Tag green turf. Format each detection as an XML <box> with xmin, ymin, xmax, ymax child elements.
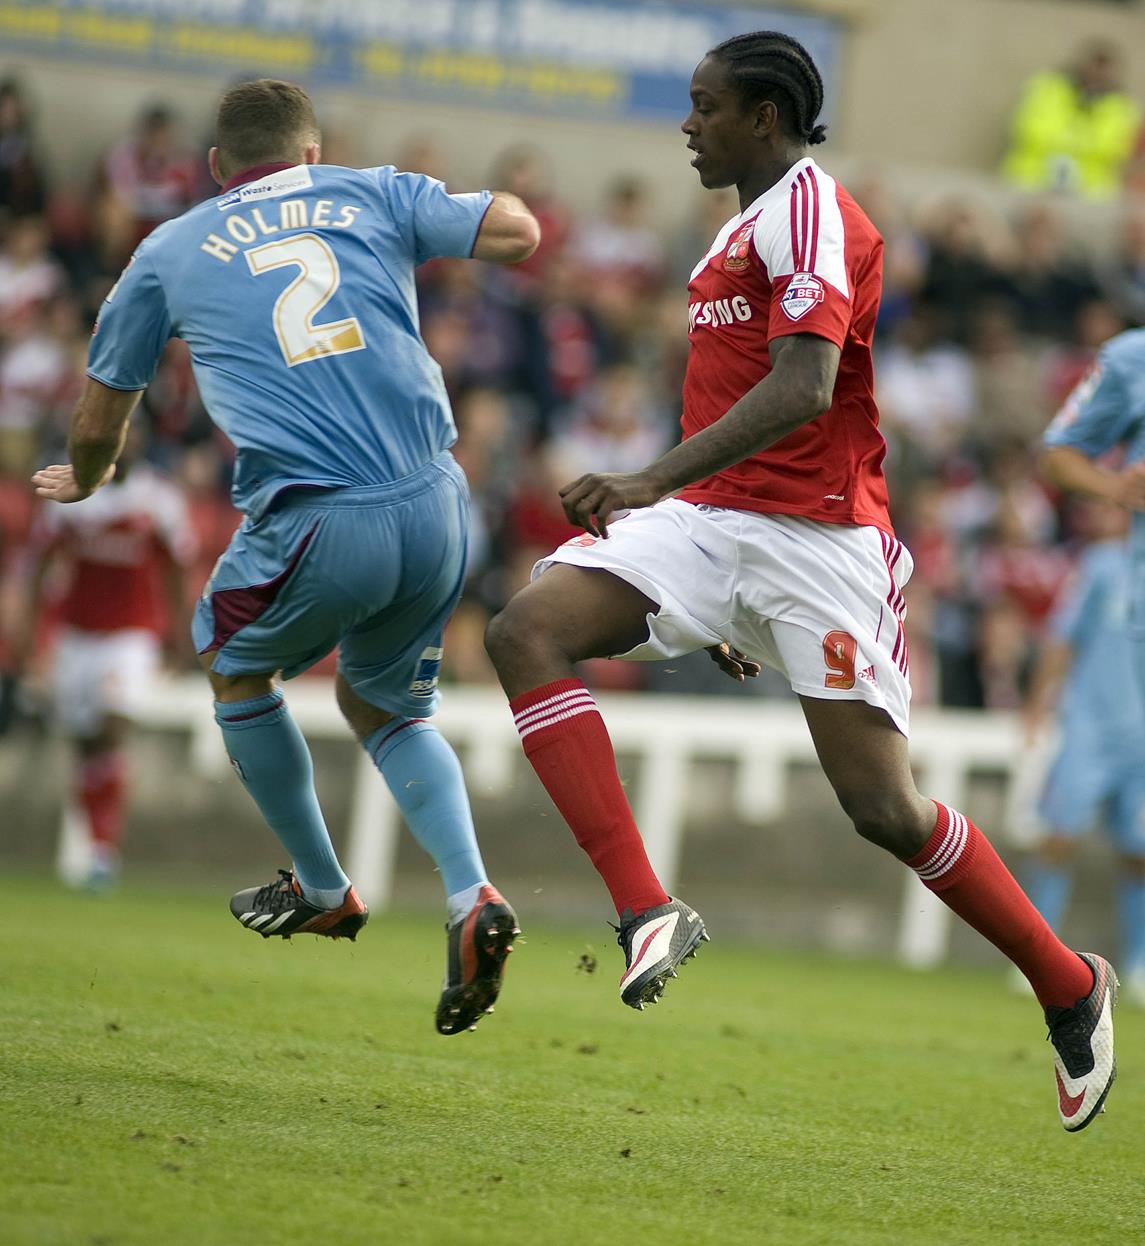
<box><xmin>0</xmin><ymin>878</ymin><xmax>1140</xmax><ymax>1246</ymax></box>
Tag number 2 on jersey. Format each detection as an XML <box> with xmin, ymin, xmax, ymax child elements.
<box><xmin>246</xmin><ymin>233</ymin><xmax>366</xmax><ymax>367</ymax></box>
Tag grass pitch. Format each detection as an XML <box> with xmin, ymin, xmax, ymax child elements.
<box><xmin>0</xmin><ymin>877</ymin><xmax>1140</xmax><ymax>1246</ymax></box>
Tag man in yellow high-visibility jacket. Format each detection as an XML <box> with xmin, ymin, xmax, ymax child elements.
<box><xmin>1002</xmin><ymin>41</ymin><xmax>1141</xmax><ymax>199</ymax></box>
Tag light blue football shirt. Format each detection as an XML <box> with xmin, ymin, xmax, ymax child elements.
<box><xmin>1043</xmin><ymin>328</ymin><xmax>1145</xmax><ymax>634</ymax></box>
<box><xmin>1049</xmin><ymin>539</ymin><xmax>1145</xmax><ymax>750</ymax></box>
<box><xmin>88</xmin><ymin>163</ymin><xmax>492</xmax><ymax>520</ymax></box>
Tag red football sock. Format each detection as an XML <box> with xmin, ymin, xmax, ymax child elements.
<box><xmin>78</xmin><ymin>751</ymin><xmax>128</xmax><ymax>850</ymax></box>
<box><xmin>908</xmin><ymin>801</ymin><xmax>1094</xmax><ymax>1008</ymax></box>
<box><xmin>510</xmin><ymin>679</ymin><xmax>670</xmax><ymax>917</ymax></box>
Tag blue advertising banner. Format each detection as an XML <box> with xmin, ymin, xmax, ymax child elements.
<box><xmin>0</xmin><ymin>0</ymin><xmax>843</xmax><ymax>124</ymax></box>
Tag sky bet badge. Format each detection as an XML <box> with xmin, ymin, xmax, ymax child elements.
<box><xmin>409</xmin><ymin>646</ymin><xmax>444</xmax><ymax>699</ymax></box>
<box><xmin>723</xmin><ymin>223</ymin><xmax>754</xmax><ymax>272</ymax></box>
<box><xmin>780</xmin><ymin>272</ymin><xmax>826</xmax><ymax>321</ymax></box>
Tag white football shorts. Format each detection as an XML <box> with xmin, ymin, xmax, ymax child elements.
<box><xmin>534</xmin><ymin>499</ymin><xmax>914</xmax><ymax>736</ymax></box>
<box><xmin>51</xmin><ymin>626</ymin><xmax>160</xmax><ymax>736</ymax></box>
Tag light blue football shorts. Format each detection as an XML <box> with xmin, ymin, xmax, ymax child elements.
<box><xmin>192</xmin><ymin>452</ymin><xmax>468</xmax><ymax>717</ymax></box>
<box><xmin>1039</xmin><ymin>729</ymin><xmax>1145</xmax><ymax>854</ymax></box>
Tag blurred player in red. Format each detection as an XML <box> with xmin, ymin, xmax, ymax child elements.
<box><xmin>19</xmin><ymin>424</ymin><xmax>193</xmax><ymax>886</ymax></box>
<box><xmin>486</xmin><ymin>30</ymin><xmax>1117</xmax><ymax>1131</ymax></box>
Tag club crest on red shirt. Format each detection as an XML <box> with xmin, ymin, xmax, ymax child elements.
<box><xmin>723</xmin><ymin>223</ymin><xmax>754</xmax><ymax>272</ymax></box>
<box><xmin>780</xmin><ymin>272</ymin><xmax>825</xmax><ymax>321</ymax></box>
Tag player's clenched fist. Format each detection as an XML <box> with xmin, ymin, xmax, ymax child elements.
<box><xmin>1113</xmin><ymin>462</ymin><xmax>1145</xmax><ymax>510</ymax></box>
<box><xmin>559</xmin><ymin>470</ymin><xmax>665</xmax><ymax>537</ymax></box>
<box><xmin>31</xmin><ymin>463</ymin><xmax>116</xmax><ymax>503</ymax></box>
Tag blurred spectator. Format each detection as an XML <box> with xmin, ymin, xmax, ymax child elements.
<box><xmin>919</xmin><ymin>196</ymin><xmax>1012</xmax><ymax>343</ymax></box>
<box><xmin>1001</xmin><ymin>40</ymin><xmax>1142</xmax><ymax>198</ymax></box>
<box><xmin>0</xmin><ymin>215</ymin><xmax>64</xmax><ymax>331</ymax></box>
<box><xmin>977</xmin><ymin>482</ymin><xmax>1071</xmax><ymax>641</ymax></box>
<box><xmin>998</xmin><ymin>201</ymin><xmax>1099</xmax><ymax>341</ymax></box>
<box><xmin>0</xmin><ymin>78</ymin><xmax>47</xmax><ymax>219</ymax></box>
<box><xmin>876</xmin><ymin>302</ymin><xmax>975</xmax><ymax>472</ymax></box>
<box><xmin>572</xmin><ymin>175</ymin><xmax>666</xmax><ymax>299</ymax></box>
<box><xmin>502</xmin><ymin>444</ymin><xmax>580</xmax><ymax>596</ymax></box>
<box><xmin>489</xmin><ymin>144</ymin><xmax>572</xmax><ymax>288</ymax></box>
<box><xmin>451</xmin><ymin>384</ymin><xmax>521</xmax><ymax>587</ymax></box>
<box><xmin>848</xmin><ymin>172</ymin><xmax>927</xmax><ymax>339</ymax></box>
<box><xmin>315</xmin><ymin>127</ymin><xmax>360</xmax><ymax>171</ymax></box>
<box><xmin>900</xmin><ymin>478</ymin><xmax>981</xmax><ymax>707</ymax></box>
<box><xmin>966</xmin><ymin>303</ymin><xmax>1049</xmax><ymax>452</ymax></box>
<box><xmin>978</xmin><ymin>596</ymin><xmax>1033</xmax><ymax>710</ymax></box>
<box><xmin>668</xmin><ymin>187</ymin><xmax>738</xmax><ymax>284</ymax></box>
<box><xmin>1097</xmin><ymin>203</ymin><xmax>1145</xmax><ymax>326</ymax></box>
<box><xmin>520</xmin><ymin>251</ymin><xmax>606</xmax><ymax>431</ymax></box>
<box><xmin>139</xmin><ymin>341</ymin><xmax>212</xmax><ymax>467</ymax></box>
<box><xmin>93</xmin><ymin>104</ymin><xmax>198</xmax><ymax>267</ymax></box>
<box><xmin>632</xmin><ymin>289</ymin><xmax>690</xmax><ymax>414</ymax></box>
<box><xmin>395</xmin><ymin>132</ymin><xmax>453</xmax><ymax>183</ymax></box>
<box><xmin>548</xmin><ymin>362</ymin><xmax>674</xmax><ymax>481</ymax></box>
<box><xmin>1043</xmin><ymin>299</ymin><xmax>1124</xmax><ymax>410</ymax></box>
<box><xmin>0</xmin><ymin>294</ymin><xmax>80</xmax><ymax>478</ymax></box>
<box><xmin>420</xmin><ymin>260</ymin><xmax>528</xmax><ymax>398</ymax></box>
<box><xmin>175</xmin><ymin>440</ymin><xmax>239</xmax><ymax>601</ymax></box>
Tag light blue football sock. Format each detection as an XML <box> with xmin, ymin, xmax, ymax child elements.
<box><xmin>215</xmin><ymin>692</ymin><xmax>350</xmax><ymax>906</ymax></box>
<box><xmin>1116</xmin><ymin>872</ymin><xmax>1145</xmax><ymax>976</ymax></box>
<box><xmin>363</xmin><ymin>720</ymin><xmax>488</xmax><ymax>904</ymax></box>
<box><xmin>1026</xmin><ymin>860</ymin><xmax>1072</xmax><ymax>932</ymax></box>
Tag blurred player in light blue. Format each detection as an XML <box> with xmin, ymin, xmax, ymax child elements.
<box><xmin>1022</xmin><ymin>500</ymin><xmax>1145</xmax><ymax>1004</ymax></box>
<box><xmin>32</xmin><ymin>80</ymin><xmax>539</xmax><ymax>1035</ymax></box>
<box><xmin>1040</xmin><ymin>326</ymin><xmax>1145</xmax><ymax>1004</ymax></box>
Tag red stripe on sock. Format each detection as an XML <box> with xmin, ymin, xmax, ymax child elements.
<box><xmin>509</xmin><ymin>680</ymin><xmax>669</xmax><ymax>917</ymax></box>
<box><xmin>908</xmin><ymin>802</ymin><xmax>1094</xmax><ymax>1008</ymax></box>
<box><xmin>372</xmin><ymin>717</ymin><xmax>425</xmax><ymax>755</ymax></box>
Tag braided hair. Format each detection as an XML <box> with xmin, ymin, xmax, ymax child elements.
<box><xmin>710</xmin><ymin>30</ymin><xmax>827</xmax><ymax>146</ymax></box>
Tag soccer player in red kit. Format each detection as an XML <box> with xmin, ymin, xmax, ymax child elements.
<box><xmin>485</xmin><ymin>31</ymin><xmax>1117</xmax><ymax>1130</ymax></box>
<box><xmin>20</xmin><ymin>426</ymin><xmax>193</xmax><ymax>886</ymax></box>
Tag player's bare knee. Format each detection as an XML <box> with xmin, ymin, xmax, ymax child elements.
<box><xmin>207</xmin><ymin>669</ymin><xmax>275</xmax><ymax>703</ymax></box>
<box><xmin>842</xmin><ymin>789</ymin><xmax>932</xmax><ymax>858</ymax></box>
<box><xmin>335</xmin><ymin>673</ymin><xmax>392</xmax><ymax>741</ymax></box>
<box><xmin>485</xmin><ymin>598</ymin><xmax>555</xmax><ymax>671</ymax></box>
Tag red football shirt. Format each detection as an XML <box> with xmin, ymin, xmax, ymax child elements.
<box><xmin>679</xmin><ymin>158</ymin><xmax>892</xmax><ymax>534</ymax></box>
<box><xmin>34</xmin><ymin>465</ymin><xmax>195</xmax><ymax>634</ymax></box>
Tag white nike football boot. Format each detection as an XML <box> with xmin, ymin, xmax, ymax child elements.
<box><xmin>1045</xmin><ymin>952</ymin><xmax>1118</xmax><ymax>1132</ymax></box>
<box><xmin>616</xmin><ymin>897</ymin><xmax>708</xmax><ymax>1009</ymax></box>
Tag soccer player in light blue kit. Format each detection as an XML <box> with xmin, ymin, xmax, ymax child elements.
<box><xmin>32</xmin><ymin>80</ymin><xmax>540</xmax><ymax>1036</ymax></box>
<box><xmin>1041</xmin><ymin>326</ymin><xmax>1145</xmax><ymax>1006</ymax></box>
<box><xmin>1022</xmin><ymin>500</ymin><xmax>1145</xmax><ymax>1005</ymax></box>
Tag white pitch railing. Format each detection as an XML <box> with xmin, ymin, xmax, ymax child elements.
<box><xmin>57</xmin><ymin>676</ymin><xmax>1038</xmax><ymax>968</ymax></box>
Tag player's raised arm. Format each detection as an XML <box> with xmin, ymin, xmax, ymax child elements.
<box><xmin>470</xmin><ymin>191</ymin><xmax>540</xmax><ymax>264</ymax></box>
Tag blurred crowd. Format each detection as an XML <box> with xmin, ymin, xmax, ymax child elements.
<box><xmin>3</xmin><ymin>65</ymin><xmax>1145</xmax><ymax>711</ymax></box>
